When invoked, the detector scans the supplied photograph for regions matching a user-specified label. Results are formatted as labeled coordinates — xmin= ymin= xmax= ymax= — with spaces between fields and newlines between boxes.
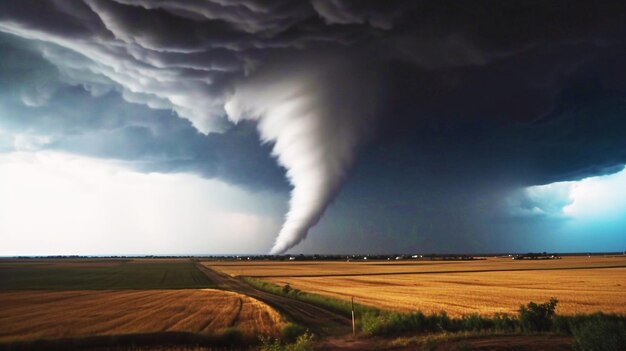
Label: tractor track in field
xmin=195 ymin=263 xmax=351 ymax=335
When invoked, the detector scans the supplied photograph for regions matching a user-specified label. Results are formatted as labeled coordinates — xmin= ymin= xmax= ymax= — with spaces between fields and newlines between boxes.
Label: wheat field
xmin=0 ymin=289 xmax=284 ymax=342
xmin=206 ymin=256 xmax=626 ymax=317
xmin=206 ymin=256 xmax=626 ymax=277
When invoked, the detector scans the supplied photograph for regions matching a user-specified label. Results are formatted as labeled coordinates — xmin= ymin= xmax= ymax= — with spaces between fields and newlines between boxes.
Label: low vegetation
xmin=0 ymin=260 xmax=214 ymax=289
xmin=359 ymin=310 xmax=523 ymax=336
xmin=279 ymin=323 xmax=308 ymax=342
xmin=359 ymin=299 xmax=626 ymax=351
xmin=557 ymin=313 xmax=626 ymax=351
xmin=518 ymin=297 xmax=558 ymax=332
xmin=259 ymin=331 xmax=315 ymax=351
xmin=243 ymin=277 xmax=381 ymax=318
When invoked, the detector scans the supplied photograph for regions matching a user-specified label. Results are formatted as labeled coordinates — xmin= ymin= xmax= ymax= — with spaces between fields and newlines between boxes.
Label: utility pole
xmin=351 ymin=296 xmax=356 ymax=335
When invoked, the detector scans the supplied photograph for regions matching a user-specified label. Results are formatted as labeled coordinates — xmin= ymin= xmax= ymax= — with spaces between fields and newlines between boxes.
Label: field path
xmin=196 ymin=263 xmax=351 ymax=335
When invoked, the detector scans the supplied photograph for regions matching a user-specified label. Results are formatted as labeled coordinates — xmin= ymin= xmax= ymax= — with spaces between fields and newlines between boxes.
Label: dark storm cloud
xmin=1 ymin=0 xmax=626 ymax=252
xmin=51 ymin=118 xmax=287 ymax=191
xmin=310 ymin=0 xmax=411 ymax=29
xmin=381 ymin=46 xmax=626 ymax=184
xmin=0 ymin=33 xmax=285 ymax=191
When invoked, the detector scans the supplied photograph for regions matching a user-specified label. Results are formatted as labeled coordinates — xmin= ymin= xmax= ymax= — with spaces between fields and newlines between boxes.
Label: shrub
xmin=359 ymin=312 xmax=391 ymax=335
xmin=570 ymin=313 xmax=626 ymax=351
xmin=259 ymin=335 xmax=283 ymax=351
xmin=460 ymin=314 xmax=493 ymax=331
xmin=281 ymin=323 xmax=307 ymax=343
xmin=552 ymin=315 xmax=572 ymax=334
xmin=518 ymin=297 xmax=558 ymax=332
xmin=259 ymin=331 xmax=315 ymax=351
xmin=492 ymin=313 xmax=518 ymax=331
xmin=282 ymin=284 xmax=292 ymax=295
xmin=285 ymin=331 xmax=315 ymax=351
xmin=428 ymin=311 xmax=452 ymax=332
xmin=360 ymin=311 xmax=456 ymax=335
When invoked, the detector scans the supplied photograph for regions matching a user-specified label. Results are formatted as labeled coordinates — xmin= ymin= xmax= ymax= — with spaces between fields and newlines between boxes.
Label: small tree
xmin=282 ymin=284 xmax=292 ymax=295
xmin=519 ymin=297 xmax=558 ymax=332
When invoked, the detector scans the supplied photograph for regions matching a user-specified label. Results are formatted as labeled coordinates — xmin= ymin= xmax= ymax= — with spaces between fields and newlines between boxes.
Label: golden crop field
xmin=206 ymin=256 xmax=626 ymax=277
xmin=0 ymin=289 xmax=284 ymax=342
xmin=205 ymin=256 xmax=626 ymax=317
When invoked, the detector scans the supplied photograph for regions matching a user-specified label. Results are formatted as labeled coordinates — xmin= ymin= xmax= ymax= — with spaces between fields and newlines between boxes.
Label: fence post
xmin=351 ymin=296 xmax=356 ymax=335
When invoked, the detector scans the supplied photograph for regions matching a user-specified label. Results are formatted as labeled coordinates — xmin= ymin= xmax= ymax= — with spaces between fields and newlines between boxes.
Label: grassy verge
xmin=242 ymin=277 xmax=382 ymax=317
xmin=361 ymin=301 xmax=626 ymax=351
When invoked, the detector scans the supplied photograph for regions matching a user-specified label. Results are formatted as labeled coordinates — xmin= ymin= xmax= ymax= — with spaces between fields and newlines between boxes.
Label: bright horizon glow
xmin=511 ymin=167 xmax=626 ymax=252
xmin=2 ymin=151 xmax=624 ymax=256
xmin=563 ymin=167 xmax=626 ymax=220
xmin=513 ymin=166 xmax=626 ymax=220
xmin=0 ymin=151 xmax=285 ymax=256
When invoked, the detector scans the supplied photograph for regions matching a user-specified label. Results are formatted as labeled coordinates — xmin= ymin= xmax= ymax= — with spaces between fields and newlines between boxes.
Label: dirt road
xmin=195 ymin=263 xmax=351 ymax=335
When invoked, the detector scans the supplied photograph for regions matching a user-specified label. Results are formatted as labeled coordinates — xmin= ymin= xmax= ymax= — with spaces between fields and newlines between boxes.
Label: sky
xmin=1 ymin=1 xmax=625 ymax=255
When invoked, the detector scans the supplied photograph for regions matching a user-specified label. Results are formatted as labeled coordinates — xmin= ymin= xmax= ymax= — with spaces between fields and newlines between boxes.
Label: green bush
xmin=281 ymin=323 xmax=307 ymax=342
xmin=552 ymin=315 xmax=572 ymax=334
xmin=359 ymin=312 xmax=408 ymax=335
xmin=259 ymin=331 xmax=315 ymax=351
xmin=429 ymin=311 xmax=452 ymax=332
xmin=282 ymin=284 xmax=292 ymax=295
xmin=492 ymin=313 xmax=518 ymax=331
xmin=518 ymin=297 xmax=558 ymax=332
xmin=259 ymin=335 xmax=283 ymax=351
xmin=358 ymin=312 xmax=389 ymax=335
xmin=460 ymin=314 xmax=493 ymax=331
xmin=285 ymin=331 xmax=315 ymax=351
xmin=359 ymin=308 xmax=528 ymax=336
xmin=360 ymin=311 xmax=456 ymax=335
xmin=569 ymin=313 xmax=626 ymax=351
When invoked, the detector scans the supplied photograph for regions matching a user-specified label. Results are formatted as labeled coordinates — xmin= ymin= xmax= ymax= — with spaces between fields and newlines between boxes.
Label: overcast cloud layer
xmin=1 ymin=1 xmax=626 ymax=253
